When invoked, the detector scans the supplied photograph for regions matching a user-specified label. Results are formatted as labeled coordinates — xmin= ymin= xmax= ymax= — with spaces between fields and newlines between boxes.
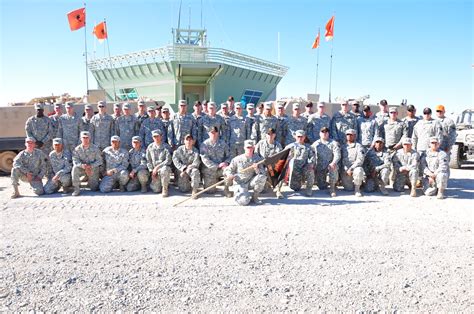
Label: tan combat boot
xmin=11 ymin=185 xmax=20 ymax=199
xmin=119 ymin=184 xmax=125 ymax=192
xmin=410 ymin=183 xmax=417 ymax=197
xmin=355 ymin=185 xmax=362 ymax=197
xmin=72 ymin=186 xmax=80 ymax=196
xmin=378 ymin=179 xmax=388 ymax=196
xmin=252 ymin=192 xmax=262 ymax=204
xmin=192 ymin=188 xmax=198 ymax=199
xmin=437 ymin=188 xmax=445 ymax=199
xmin=329 ymin=184 xmax=337 ymax=197
xmin=162 ymin=186 xmax=169 ymax=197
xmin=140 ymin=184 xmax=147 ymax=193
xmin=275 ymin=190 xmax=284 ymax=199
xmin=305 ymin=187 xmax=313 ymax=197
xmin=224 ymin=185 xmax=233 ymax=198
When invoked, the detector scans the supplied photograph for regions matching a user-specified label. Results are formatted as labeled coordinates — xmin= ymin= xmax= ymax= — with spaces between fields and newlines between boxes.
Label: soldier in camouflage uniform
xmin=307 ymin=102 xmax=331 ymax=143
xmin=284 ymin=130 xmax=315 ymax=197
xmin=115 ymin=103 xmax=139 ymax=151
xmin=170 ymin=100 xmax=197 ymax=150
xmin=139 ymin=106 xmax=166 ymax=148
xmin=340 ymin=129 xmax=366 ymax=196
xmin=435 ymin=105 xmax=456 ymax=154
xmin=402 ymin=104 xmax=420 ymax=138
xmin=161 ymin=107 xmax=175 ymax=150
xmin=251 ymin=102 xmax=280 ymax=143
xmin=200 ymin=126 xmax=232 ymax=196
xmin=255 ymin=128 xmax=284 ymax=198
xmin=285 ymin=103 xmax=308 ymax=146
xmin=311 ymin=126 xmax=340 ymax=197
xmin=392 ymin=137 xmax=419 ymax=197
xmin=330 ymin=101 xmax=358 ymax=144
xmin=146 ymin=129 xmax=172 ymax=196
xmin=71 ymin=131 xmax=103 ymax=196
xmin=356 ymin=105 xmax=377 ymax=149
xmin=199 ymin=102 xmax=227 ymax=144
xmin=126 ymin=136 xmax=149 ymax=193
xmin=351 ymin=101 xmax=361 ymax=117
xmin=172 ymin=134 xmax=201 ymax=196
xmin=374 ymin=99 xmax=390 ymax=136
xmin=90 ymin=101 xmax=115 ymax=151
xmin=421 ymin=137 xmax=449 ymax=199
xmin=364 ymin=137 xmax=391 ymax=195
xmin=376 ymin=107 xmax=407 ymax=151
xmin=44 ymin=138 xmax=73 ymax=194
xmin=301 ymin=102 xmax=314 ymax=119
xmin=219 ymin=102 xmax=232 ymax=130
xmin=274 ymin=103 xmax=288 ymax=146
xmin=192 ymin=101 xmax=205 ymax=147
xmin=227 ymin=103 xmax=248 ymax=158
xmin=245 ymin=103 xmax=258 ymax=141
xmin=111 ymin=103 xmax=122 ymax=121
xmin=80 ymin=104 xmax=95 ymax=133
xmin=25 ymin=103 xmax=53 ymax=155
xmin=99 ymin=136 xmax=130 ymax=193
xmin=49 ymin=103 xmax=63 ymax=138
xmin=58 ymin=102 xmax=81 ymax=152
xmin=135 ymin=100 xmax=149 ymax=129
xmin=224 ymin=140 xmax=267 ymax=205
xmin=10 ymin=137 xmax=48 ymax=198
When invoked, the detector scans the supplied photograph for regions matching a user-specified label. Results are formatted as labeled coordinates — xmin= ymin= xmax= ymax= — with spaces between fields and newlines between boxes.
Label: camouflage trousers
xmin=44 ymin=173 xmax=72 ymax=194
xmin=150 ymin=166 xmax=171 ymax=193
xmin=340 ymin=166 xmax=365 ymax=191
xmin=315 ymin=165 xmax=339 ymax=190
xmin=11 ymin=168 xmax=44 ymax=195
xmin=233 ymin=174 xmax=267 ymax=206
xmin=229 ymin=143 xmax=244 ymax=159
xmin=422 ymin=172 xmax=448 ymax=196
xmin=37 ymin=141 xmax=52 ymax=156
xmin=175 ymin=168 xmax=201 ymax=193
xmin=201 ymin=167 xmax=228 ymax=194
xmin=288 ymin=163 xmax=315 ymax=191
xmin=393 ymin=169 xmax=418 ymax=192
xmin=364 ymin=168 xmax=390 ymax=193
xmin=63 ymin=141 xmax=78 ymax=153
xmin=126 ymin=169 xmax=150 ymax=192
xmin=72 ymin=166 xmax=101 ymax=191
xmin=99 ymin=170 xmax=130 ymax=193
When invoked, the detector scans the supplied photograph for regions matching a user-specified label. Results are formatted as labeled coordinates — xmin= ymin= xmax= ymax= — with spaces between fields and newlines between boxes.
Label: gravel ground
xmin=0 ymin=167 xmax=473 ymax=311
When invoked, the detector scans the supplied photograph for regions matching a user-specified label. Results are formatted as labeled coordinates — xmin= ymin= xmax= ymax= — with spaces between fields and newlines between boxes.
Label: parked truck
xmin=450 ymin=109 xmax=474 ymax=168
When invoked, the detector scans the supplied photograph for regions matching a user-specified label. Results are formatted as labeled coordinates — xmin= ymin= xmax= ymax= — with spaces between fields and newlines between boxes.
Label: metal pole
xmin=315 ymin=28 xmax=320 ymax=94
xmin=104 ymin=19 xmax=117 ymax=101
xmin=277 ymin=32 xmax=280 ymax=63
xmin=83 ymin=2 xmax=89 ymax=94
xmin=328 ymin=40 xmax=333 ymax=103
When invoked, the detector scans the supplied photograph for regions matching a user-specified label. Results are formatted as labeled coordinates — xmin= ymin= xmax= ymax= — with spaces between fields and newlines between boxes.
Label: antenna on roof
xmin=200 ymin=0 xmax=203 ymax=28
xmin=177 ymin=0 xmax=182 ymax=29
xmin=188 ymin=5 xmax=191 ymax=30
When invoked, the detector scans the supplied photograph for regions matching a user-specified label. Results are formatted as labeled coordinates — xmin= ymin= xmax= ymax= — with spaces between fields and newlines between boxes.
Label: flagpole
xmin=83 ymin=2 xmax=89 ymax=94
xmin=315 ymin=28 xmax=320 ymax=95
xmin=104 ymin=19 xmax=117 ymax=101
xmin=328 ymin=40 xmax=333 ymax=103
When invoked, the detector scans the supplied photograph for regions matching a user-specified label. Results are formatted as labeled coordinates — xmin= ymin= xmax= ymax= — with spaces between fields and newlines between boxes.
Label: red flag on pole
xmin=67 ymin=7 xmax=86 ymax=31
xmin=325 ymin=16 xmax=335 ymax=41
xmin=93 ymin=21 xmax=108 ymax=42
xmin=312 ymin=30 xmax=320 ymax=49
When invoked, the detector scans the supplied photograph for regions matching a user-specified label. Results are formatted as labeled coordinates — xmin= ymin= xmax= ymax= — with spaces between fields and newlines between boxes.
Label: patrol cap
xmin=34 ymin=103 xmax=44 ymax=110
xmin=123 ymin=103 xmax=131 ymax=110
xmin=264 ymin=102 xmax=273 ymax=110
xmin=267 ymin=127 xmax=276 ymax=134
xmin=244 ymin=139 xmax=255 ymax=148
xmin=389 ymin=107 xmax=398 ymax=113
xmin=65 ymin=101 xmax=74 ymax=108
xmin=111 ymin=135 xmax=121 ymax=142
xmin=209 ymin=126 xmax=219 ymax=133
xmin=25 ymin=136 xmax=36 ymax=143
xmin=132 ymin=136 xmax=141 ymax=142
xmin=137 ymin=100 xmax=146 ymax=106
xmin=430 ymin=136 xmax=439 ymax=143
xmin=147 ymin=105 xmax=156 ymax=112
xmin=52 ymin=138 xmax=63 ymax=145
xmin=247 ymin=103 xmax=255 ymax=109
xmin=295 ymin=130 xmax=306 ymax=137
xmin=220 ymin=103 xmax=227 ymax=109
xmin=184 ymin=133 xmax=194 ymax=140
xmin=54 ymin=103 xmax=62 ymax=109
xmin=80 ymin=131 xmax=90 ymax=138
xmin=374 ymin=136 xmax=385 ymax=143
xmin=276 ymin=103 xmax=284 ymax=109
xmin=85 ymin=104 xmax=93 ymax=110
xmin=234 ymin=102 xmax=242 ymax=109
xmin=402 ymin=137 xmax=412 ymax=145
xmin=345 ymin=128 xmax=357 ymax=135
xmin=151 ymin=129 xmax=162 ymax=136
xmin=292 ymin=103 xmax=300 ymax=109
xmin=317 ymin=102 xmax=325 ymax=107
xmin=113 ymin=103 xmax=121 ymax=109
xmin=162 ymin=107 xmax=170 ymax=113
xmin=97 ymin=101 xmax=106 ymax=107
xmin=435 ymin=105 xmax=445 ymax=112
xmin=179 ymin=99 xmax=187 ymax=106
xmin=320 ymin=126 xmax=330 ymax=133
xmin=207 ymin=102 xmax=216 ymax=109
xmin=423 ymin=107 xmax=432 ymax=115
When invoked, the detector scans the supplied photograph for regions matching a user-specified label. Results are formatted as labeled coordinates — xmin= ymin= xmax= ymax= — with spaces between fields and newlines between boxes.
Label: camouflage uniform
xmin=340 ymin=142 xmax=366 ymax=191
xmin=80 ymin=115 xmax=94 ymax=133
xmin=330 ymin=111 xmax=358 ymax=144
xmin=171 ymin=114 xmax=197 ymax=148
xmin=377 ymin=119 xmax=407 ymax=149
xmin=44 ymin=150 xmax=72 ymax=194
xmin=285 ymin=116 xmax=308 ymax=146
xmin=437 ymin=117 xmax=456 ymax=152
xmin=139 ymin=118 xmax=166 ymax=148
xmin=275 ymin=113 xmax=289 ymax=146
xmin=402 ymin=116 xmax=420 ymax=138
xmin=72 ymin=144 xmax=103 ymax=191
xmin=99 ymin=146 xmax=130 ymax=193
xmin=375 ymin=111 xmax=389 ymax=135
xmin=245 ymin=115 xmax=258 ymax=141
xmin=224 ymin=154 xmax=267 ymax=206
xmin=227 ymin=115 xmax=248 ymax=158
xmin=307 ymin=113 xmax=331 ymax=143
xmin=311 ymin=139 xmax=340 ymax=190
xmin=412 ymin=119 xmax=442 ymax=177
xmin=161 ymin=118 xmax=174 ymax=148
xmin=90 ymin=113 xmax=115 ymax=150
xmin=284 ymin=142 xmax=315 ymax=193
xmin=135 ymin=112 xmax=149 ymax=129
xmin=421 ymin=150 xmax=449 ymax=196
xmin=172 ymin=145 xmax=201 ymax=192
xmin=356 ymin=116 xmax=377 ymax=148
xmin=50 ymin=114 xmax=61 ymax=138
xmin=199 ymin=114 xmax=226 ymax=144
xmin=251 ymin=115 xmax=280 ymax=144
xmin=126 ymin=147 xmax=149 ymax=192
xmin=11 ymin=148 xmax=47 ymax=195
xmin=146 ymin=142 xmax=172 ymax=193
xmin=58 ymin=113 xmax=81 ymax=152
xmin=192 ymin=112 xmax=205 ymax=147
xmin=199 ymin=138 xmax=231 ymax=193
xmin=255 ymin=139 xmax=283 ymax=158
xmin=25 ymin=115 xmax=53 ymax=154
xmin=115 ymin=115 xmax=139 ymax=150
xmin=364 ymin=148 xmax=391 ymax=193
xmin=392 ymin=149 xmax=419 ymax=192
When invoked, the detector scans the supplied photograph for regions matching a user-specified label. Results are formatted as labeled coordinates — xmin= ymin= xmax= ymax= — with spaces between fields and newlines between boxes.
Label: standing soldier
xmin=376 ymin=107 xmax=407 ymax=151
xmin=255 ymin=102 xmax=264 ymax=118
xmin=307 ymin=102 xmax=331 ymax=143
xmin=375 ymin=99 xmax=390 ymax=134
xmin=402 ymin=104 xmax=420 ymax=138
xmin=356 ymin=105 xmax=377 ymax=149
xmin=90 ymin=101 xmax=115 ymax=151
xmin=71 ymin=131 xmax=103 ymax=196
xmin=202 ymin=100 xmax=209 ymax=115
xmin=340 ymin=129 xmax=366 ymax=197
xmin=58 ymin=101 xmax=81 ymax=152
xmin=10 ymin=137 xmax=48 ymax=198
xmin=192 ymin=101 xmax=205 ymax=147
xmin=146 ymin=129 xmax=172 ymax=196
xmin=275 ymin=103 xmax=288 ymax=146
xmin=80 ymin=104 xmax=95 ymax=133
xmin=435 ymin=105 xmax=456 ymax=154
xmin=25 ymin=102 xmax=53 ymax=155
xmin=170 ymin=100 xmax=197 ymax=150
xmin=161 ymin=107 xmax=174 ymax=149
xmin=139 ymin=105 xmax=166 ymax=148
xmin=312 ymin=126 xmax=340 ymax=197
xmin=135 ymin=100 xmax=149 ymax=129
xmin=284 ymin=130 xmax=315 ymax=197
xmin=224 ymin=140 xmax=267 ymax=205
xmin=364 ymin=137 xmax=391 ymax=195
xmin=172 ymin=134 xmax=201 ymax=197
xmin=251 ymin=103 xmax=280 ymax=143
xmin=99 ymin=136 xmax=130 ymax=193
xmin=392 ymin=138 xmax=419 ymax=196
xmin=330 ymin=101 xmax=358 ymax=144
xmin=227 ymin=103 xmax=248 ymax=158
xmin=285 ymin=103 xmax=308 ymax=146
xmin=226 ymin=96 xmax=236 ymax=116
xmin=111 ymin=103 xmax=122 ymax=121
xmin=301 ymin=102 xmax=314 ymax=119
xmin=200 ymin=126 xmax=232 ymax=196
xmin=115 ymin=102 xmax=139 ymax=151
xmin=421 ymin=137 xmax=449 ymax=199
xmin=50 ymin=103 xmax=63 ymax=138
xmin=351 ymin=101 xmax=361 ymax=117
xmin=199 ymin=102 xmax=227 ymax=144
xmin=245 ymin=103 xmax=257 ymax=140
xmin=126 ymin=136 xmax=149 ymax=193
xmin=219 ymin=103 xmax=232 ymax=142
xmin=44 ymin=138 xmax=73 ymax=194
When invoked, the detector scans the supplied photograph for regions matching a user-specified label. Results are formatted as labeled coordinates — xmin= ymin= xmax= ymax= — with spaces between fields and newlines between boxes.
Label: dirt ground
xmin=0 ymin=167 xmax=472 ymax=311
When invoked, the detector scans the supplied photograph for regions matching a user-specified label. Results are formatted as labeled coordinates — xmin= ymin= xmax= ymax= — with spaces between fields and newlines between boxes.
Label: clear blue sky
xmin=0 ymin=0 xmax=472 ymax=114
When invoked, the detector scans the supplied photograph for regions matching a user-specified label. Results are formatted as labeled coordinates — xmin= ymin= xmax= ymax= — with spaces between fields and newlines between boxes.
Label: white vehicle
xmin=450 ymin=109 xmax=474 ymax=168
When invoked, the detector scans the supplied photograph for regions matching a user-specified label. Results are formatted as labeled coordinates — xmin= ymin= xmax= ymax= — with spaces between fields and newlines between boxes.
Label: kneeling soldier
xmin=364 ymin=136 xmax=391 ymax=195
xmin=11 ymin=137 xmax=48 ymax=198
xmin=340 ymin=129 xmax=366 ymax=197
xmin=126 ymin=136 xmax=149 ymax=193
xmin=72 ymin=131 xmax=103 ymax=196
xmin=172 ymin=134 xmax=201 ymax=197
xmin=44 ymin=138 xmax=73 ymax=194
xmin=421 ymin=136 xmax=449 ymax=199
xmin=393 ymin=137 xmax=419 ymax=197
xmin=312 ymin=126 xmax=340 ymax=197
xmin=224 ymin=140 xmax=267 ymax=205
xmin=146 ymin=129 xmax=172 ymax=196
xmin=99 ymin=136 xmax=130 ymax=193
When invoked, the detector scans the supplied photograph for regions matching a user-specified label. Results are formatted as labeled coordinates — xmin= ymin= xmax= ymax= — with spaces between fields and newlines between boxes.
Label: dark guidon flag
xmin=262 ymin=148 xmax=291 ymax=188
